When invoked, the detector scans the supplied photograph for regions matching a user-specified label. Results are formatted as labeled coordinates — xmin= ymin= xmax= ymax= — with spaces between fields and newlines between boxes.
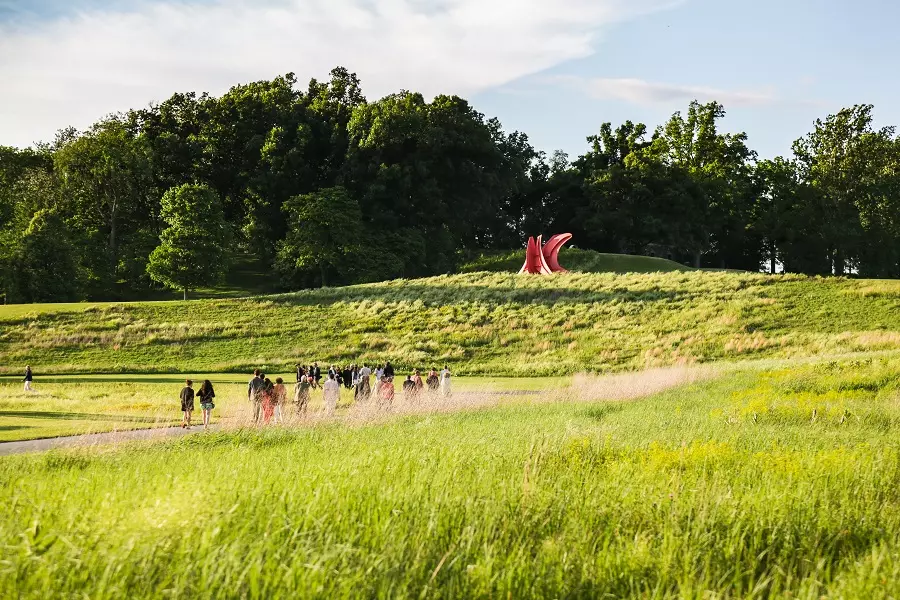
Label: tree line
xmin=1 ymin=66 xmax=898 ymax=303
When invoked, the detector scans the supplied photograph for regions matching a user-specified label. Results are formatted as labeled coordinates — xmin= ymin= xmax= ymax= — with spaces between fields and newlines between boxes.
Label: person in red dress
xmin=261 ymin=378 xmax=275 ymax=424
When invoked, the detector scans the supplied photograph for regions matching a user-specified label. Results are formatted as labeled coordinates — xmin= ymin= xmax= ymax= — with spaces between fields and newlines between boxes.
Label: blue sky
xmin=2 ymin=0 xmax=899 ymax=159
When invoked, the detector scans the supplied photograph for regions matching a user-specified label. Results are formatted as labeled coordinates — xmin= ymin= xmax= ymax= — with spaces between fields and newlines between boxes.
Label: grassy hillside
xmin=4 ymin=355 xmax=900 ymax=597
xmin=1 ymin=271 xmax=898 ymax=376
xmin=460 ymin=247 xmax=693 ymax=274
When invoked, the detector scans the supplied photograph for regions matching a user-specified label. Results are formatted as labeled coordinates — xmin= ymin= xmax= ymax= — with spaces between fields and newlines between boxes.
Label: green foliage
xmin=275 ymin=186 xmax=363 ymax=287
xmin=4 ymin=209 xmax=80 ymax=303
xmin=146 ymin=184 xmax=230 ymax=298
xmin=4 ymin=69 xmax=900 ymax=305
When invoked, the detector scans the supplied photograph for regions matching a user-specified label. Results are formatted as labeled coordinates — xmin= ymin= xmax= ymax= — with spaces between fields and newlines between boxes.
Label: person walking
xmin=197 ymin=379 xmax=216 ymax=430
xmin=402 ymin=375 xmax=417 ymax=401
xmin=294 ymin=375 xmax=311 ymax=416
xmin=323 ymin=373 xmax=340 ymax=416
xmin=413 ymin=369 xmax=424 ymax=392
xmin=296 ymin=364 xmax=306 ymax=383
xmin=180 ymin=379 xmax=195 ymax=428
xmin=312 ymin=362 xmax=322 ymax=386
xmin=23 ymin=365 xmax=33 ymax=393
xmin=383 ymin=361 xmax=395 ymax=380
xmin=357 ymin=364 xmax=371 ymax=401
xmin=440 ymin=365 xmax=452 ymax=397
xmin=262 ymin=378 xmax=275 ymax=424
xmin=343 ymin=365 xmax=353 ymax=389
xmin=426 ymin=368 xmax=439 ymax=393
xmin=273 ymin=377 xmax=287 ymax=424
xmin=248 ymin=369 xmax=265 ymax=423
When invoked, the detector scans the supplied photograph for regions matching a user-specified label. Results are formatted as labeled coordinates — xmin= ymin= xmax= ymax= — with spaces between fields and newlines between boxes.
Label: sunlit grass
xmin=1 ymin=271 xmax=898 ymax=376
xmin=3 ymin=355 xmax=900 ymax=597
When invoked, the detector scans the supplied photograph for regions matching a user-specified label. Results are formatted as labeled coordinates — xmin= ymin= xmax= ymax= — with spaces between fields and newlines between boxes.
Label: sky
xmin=2 ymin=0 xmax=899 ymax=160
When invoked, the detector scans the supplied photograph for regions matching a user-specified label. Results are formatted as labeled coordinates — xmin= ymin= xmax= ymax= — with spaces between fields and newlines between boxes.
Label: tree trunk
xmin=770 ymin=241 xmax=776 ymax=274
xmin=184 ymin=288 xmax=187 ymax=301
xmin=320 ymin=264 xmax=327 ymax=288
xmin=693 ymin=251 xmax=702 ymax=269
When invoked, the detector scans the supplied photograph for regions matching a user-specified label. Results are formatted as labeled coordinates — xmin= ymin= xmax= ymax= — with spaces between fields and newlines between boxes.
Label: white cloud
xmin=554 ymin=75 xmax=777 ymax=107
xmin=0 ymin=0 xmax=676 ymax=147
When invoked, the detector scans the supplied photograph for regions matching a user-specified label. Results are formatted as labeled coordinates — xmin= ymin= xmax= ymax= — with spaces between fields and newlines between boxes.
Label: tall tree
xmin=275 ymin=186 xmax=363 ymax=287
xmin=53 ymin=118 xmax=154 ymax=294
xmin=146 ymin=184 xmax=230 ymax=299
xmin=7 ymin=209 xmax=81 ymax=303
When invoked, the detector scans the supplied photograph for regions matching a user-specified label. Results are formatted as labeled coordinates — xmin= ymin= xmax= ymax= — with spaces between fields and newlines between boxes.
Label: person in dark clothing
xmin=296 ymin=364 xmax=306 ymax=383
xmin=312 ymin=363 xmax=322 ymax=384
xmin=343 ymin=366 xmax=352 ymax=389
xmin=23 ymin=365 xmax=33 ymax=392
xmin=383 ymin=362 xmax=395 ymax=379
xmin=180 ymin=379 xmax=195 ymax=428
xmin=402 ymin=375 xmax=417 ymax=400
xmin=198 ymin=380 xmax=215 ymax=430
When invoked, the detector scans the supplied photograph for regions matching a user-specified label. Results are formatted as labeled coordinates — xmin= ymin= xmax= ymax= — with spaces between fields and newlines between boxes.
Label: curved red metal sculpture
xmin=519 ymin=233 xmax=573 ymax=274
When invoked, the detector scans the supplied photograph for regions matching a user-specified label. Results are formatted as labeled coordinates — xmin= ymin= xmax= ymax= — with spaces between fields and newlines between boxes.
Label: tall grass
xmin=3 ymin=355 xmax=900 ymax=598
xmin=1 ymin=271 xmax=898 ymax=376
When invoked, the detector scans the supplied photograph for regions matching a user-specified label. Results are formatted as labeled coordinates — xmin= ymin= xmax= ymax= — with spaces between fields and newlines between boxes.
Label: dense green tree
xmin=53 ymin=117 xmax=154 ymax=294
xmin=275 ymin=186 xmax=364 ymax=287
xmin=146 ymin=184 xmax=230 ymax=299
xmin=6 ymin=209 xmax=81 ymax=303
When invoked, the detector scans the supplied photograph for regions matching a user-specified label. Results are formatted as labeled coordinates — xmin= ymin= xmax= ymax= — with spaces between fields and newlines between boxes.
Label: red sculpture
xmin=519 ymin=233 xmax=573 ymax=274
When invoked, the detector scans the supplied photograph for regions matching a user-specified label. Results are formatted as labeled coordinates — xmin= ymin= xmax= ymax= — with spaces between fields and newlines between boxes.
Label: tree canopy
xmin=2 ymin=67 xmax=899 ymax=302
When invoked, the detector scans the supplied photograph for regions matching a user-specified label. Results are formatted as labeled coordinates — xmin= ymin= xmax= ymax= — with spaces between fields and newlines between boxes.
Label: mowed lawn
xmin=0 ymin=375 xmax=568 ymax=442
xmin=3 ymin=355 xmax=900 ymax=598
xmin=1 ymin=271 xmax=898 ymax=377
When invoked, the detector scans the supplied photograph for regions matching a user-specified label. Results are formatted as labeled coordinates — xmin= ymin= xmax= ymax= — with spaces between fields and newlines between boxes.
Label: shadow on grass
xmin=580 ymin=404 xmax=627 ymax=423
xmin=0 ymin=410 xmax=167 ymax=424
xmin=0 ymin=424 xmax=31 ymax=432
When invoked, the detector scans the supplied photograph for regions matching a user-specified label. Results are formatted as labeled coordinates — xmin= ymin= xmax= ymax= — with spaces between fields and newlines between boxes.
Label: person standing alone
xmin=23 ymin=365 xmax=33 ymax=393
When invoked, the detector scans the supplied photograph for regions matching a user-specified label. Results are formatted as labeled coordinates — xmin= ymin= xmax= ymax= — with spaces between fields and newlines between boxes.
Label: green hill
xmin=460 ymin=248 xmax=693 ymax=274
xmin=1 ymin=271 xmax=898 ymax=376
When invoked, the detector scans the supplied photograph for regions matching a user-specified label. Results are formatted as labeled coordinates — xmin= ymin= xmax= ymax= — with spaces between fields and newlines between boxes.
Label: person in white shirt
xmin=356 ymin=364 xmax=372 ymax=401
xmin=440 ymin=365 xmax=452 ymax=397
xmin=323 ymin=373 xmax=340 ymax=416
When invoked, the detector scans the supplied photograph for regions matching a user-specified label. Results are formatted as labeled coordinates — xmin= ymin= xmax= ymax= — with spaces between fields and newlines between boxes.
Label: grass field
xmin=3 ymin=354 xmax=900 ymax=597
xmin=0 ymin=375 xmax=566 ymax=442
xmin=1 ymin=270 xmax=898 ymax=376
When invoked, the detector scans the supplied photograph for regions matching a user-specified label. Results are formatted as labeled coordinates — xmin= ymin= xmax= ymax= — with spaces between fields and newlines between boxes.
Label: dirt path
xmin=0 ymin=367 xmax=707 ymax=457
xmin=0 ymin=424 xmax=217 ymax=456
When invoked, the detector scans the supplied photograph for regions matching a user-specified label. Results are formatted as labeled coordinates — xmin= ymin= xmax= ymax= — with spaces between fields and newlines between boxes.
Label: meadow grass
xmin=1 ymin=270 xmax=898 ymax=376
xmin=3 ymin=355 xmax=900 ymax=598
xmin=0 ymin=376 xmax=566 ymax=442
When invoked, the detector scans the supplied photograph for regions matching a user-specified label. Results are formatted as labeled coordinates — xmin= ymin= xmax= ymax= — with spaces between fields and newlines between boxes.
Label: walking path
xmin=0 ymin=390 xmax=543 ymax=457
xmin=0 ymin=425 xmax=217 ymax=457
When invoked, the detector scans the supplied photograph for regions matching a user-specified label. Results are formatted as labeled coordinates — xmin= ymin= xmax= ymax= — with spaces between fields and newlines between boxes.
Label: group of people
xmin=247 ymin=362 xmax=453 ymax=424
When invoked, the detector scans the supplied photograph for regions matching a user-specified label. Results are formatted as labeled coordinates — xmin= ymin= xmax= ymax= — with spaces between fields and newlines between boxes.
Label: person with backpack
xmin=197 ymin=380 xmax=216 ymax=430
xmin=180 ymin=380 xmax=195 ymax=428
